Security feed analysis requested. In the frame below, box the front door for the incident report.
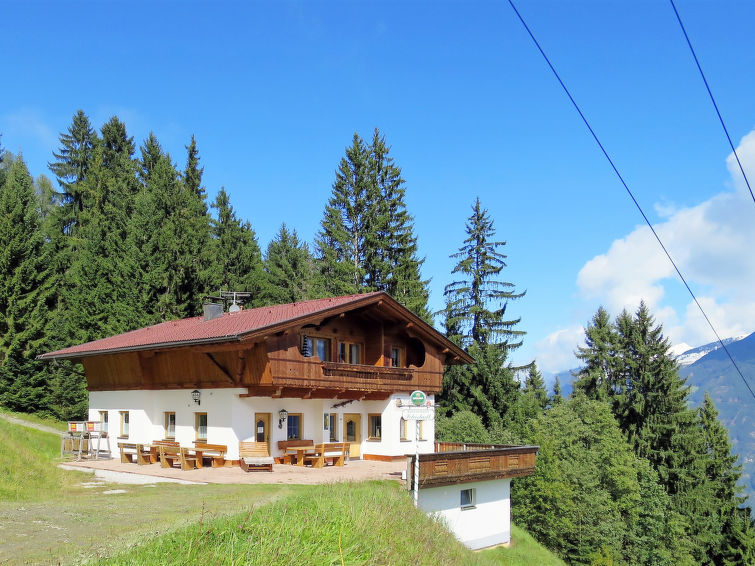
[343,413,361,459]
[254,412,271,453]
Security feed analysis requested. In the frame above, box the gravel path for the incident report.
[0,412,63,435]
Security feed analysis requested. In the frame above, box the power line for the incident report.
[669,0,755,207]
[506,0,755,401]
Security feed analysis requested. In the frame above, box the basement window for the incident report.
[460,488,476,510]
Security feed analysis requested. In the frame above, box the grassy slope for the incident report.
[2,415,563,566]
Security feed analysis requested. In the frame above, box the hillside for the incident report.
[679,332,755,501]
[1,414,563,566]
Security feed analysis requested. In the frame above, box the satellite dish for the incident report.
[229,301,241,313]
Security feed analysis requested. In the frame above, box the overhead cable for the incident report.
[506,0,755,401]
[669,0,755,207]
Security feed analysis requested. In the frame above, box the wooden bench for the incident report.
[277,439,314,465]
[118,442,151,464]
[194,443,228,468]
[239,442,274,472]
[149,440,180,464]
[303,442,349,468]
[159,445,198,471]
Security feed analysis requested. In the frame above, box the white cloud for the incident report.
[574,128,755,351]
[534,325,585,373]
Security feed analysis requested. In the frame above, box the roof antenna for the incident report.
[219,290,251,314]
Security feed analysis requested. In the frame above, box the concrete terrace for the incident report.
[61,457,407,485]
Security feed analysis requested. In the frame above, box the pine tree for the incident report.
[129,148,213,320]
[550,377,563,406]
[208,187,265,301]
[315,130,430,318]
[442,197,525,349]
[0,157,53,412]
[698,393,755,564]
[262,223,317,304]
[439,198,526,427]
[48,110,98,236]
[183,135,205,202]
[574,306,617,401]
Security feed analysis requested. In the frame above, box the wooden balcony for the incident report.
[321,362,413,382]
[408,445,538,488]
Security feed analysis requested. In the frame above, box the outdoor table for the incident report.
[284,446,314,466]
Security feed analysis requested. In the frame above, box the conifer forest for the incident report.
[1,111,754,564]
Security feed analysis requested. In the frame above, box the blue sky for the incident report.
[3,1,755,379]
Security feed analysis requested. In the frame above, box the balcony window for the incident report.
[339,341,362,364]
[390,346,404,368]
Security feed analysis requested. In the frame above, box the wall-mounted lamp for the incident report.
[278,409,288,429]
[191,389,201,405]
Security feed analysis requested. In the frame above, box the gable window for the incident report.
[99,411,108,433]
[287,413,302,440]
[368,414,381,440]
[119,411,129,438]
[460,488,476,510]
[195,413,207,441]
[164,412,176,439]
[339,341,362,364]
[390,346,404,368]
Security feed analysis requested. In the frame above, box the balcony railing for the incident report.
[321,362,414,381]
[408,445,538,488]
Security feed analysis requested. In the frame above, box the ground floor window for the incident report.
[165,412,176,439]
[400,417,408,441]
[195,412,207,441]
[460,488,476,510]
[99,411,108,433]
[287,413,302,440]
[119,411,129,438]
[368,414,381,440]
[329,413,337,442]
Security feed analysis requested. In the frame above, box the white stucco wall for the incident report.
[418,478,511,550]
[89,390,436,460]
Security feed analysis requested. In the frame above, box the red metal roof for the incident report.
[40,292,384,360]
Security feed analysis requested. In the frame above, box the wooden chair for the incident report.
[239,441,274,472]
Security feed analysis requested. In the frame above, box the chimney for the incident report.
[203,302,224,321]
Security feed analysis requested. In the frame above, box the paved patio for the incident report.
[61,457,407,485]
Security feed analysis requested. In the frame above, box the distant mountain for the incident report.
[672,335,748,368]
[678,332,755,505]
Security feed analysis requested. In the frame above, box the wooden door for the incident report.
[343,413,361,459]
[254,413,271,453]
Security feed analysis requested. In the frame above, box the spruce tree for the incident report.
[262,223,317,304]
[315,130,430,318]
[439,198,526,428]
[48,109,98,236]
[208,187,265,302]
[574,306,617,401]
[0,157,53,412]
